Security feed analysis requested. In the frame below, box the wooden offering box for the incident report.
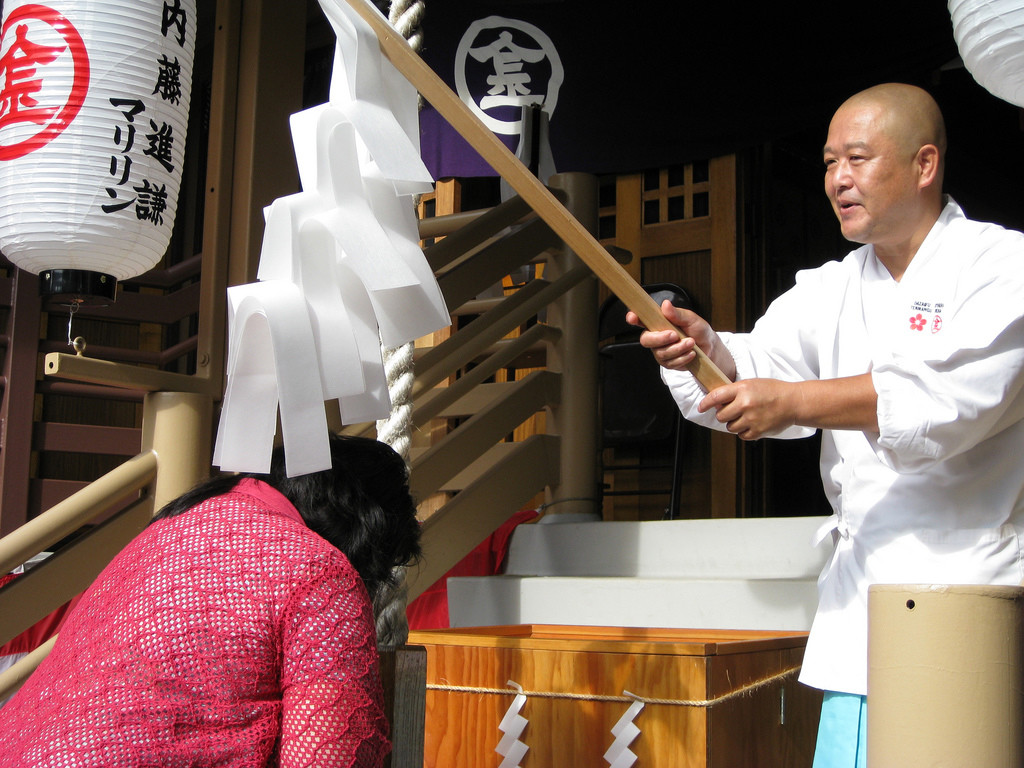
[407,624,821,768]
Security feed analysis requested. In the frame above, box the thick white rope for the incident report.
[376,343,415,462]
[374,0,425,649]
[386,0,424,53]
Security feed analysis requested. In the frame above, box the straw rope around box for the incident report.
[433,665,804,768]
[429,663,802,708]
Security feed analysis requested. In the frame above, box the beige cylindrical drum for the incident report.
[867,584,1024,767]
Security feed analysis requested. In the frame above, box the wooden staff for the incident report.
[337,0,730,392]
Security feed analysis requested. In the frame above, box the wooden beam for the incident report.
[44,352,211,395]
[332,0,730,393]
[408,434,560,601]
[410,371,561,500]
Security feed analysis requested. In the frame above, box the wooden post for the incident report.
[0,266,41,536]
[545,173,600,518]
[141,392,212,513]
[379,645,427,768]
[868,584,1024,767]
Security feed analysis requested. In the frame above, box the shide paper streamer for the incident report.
[495,681,529,768]
[603,693,645,768]
[213,0,449,477]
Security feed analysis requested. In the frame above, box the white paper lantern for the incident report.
[949,0,1024,108]
[0,0,197,302]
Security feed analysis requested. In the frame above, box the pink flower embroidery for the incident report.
[909,313,926,331]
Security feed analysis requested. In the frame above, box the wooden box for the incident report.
[407,624,821,768]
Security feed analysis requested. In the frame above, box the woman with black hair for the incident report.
[0,434,421,768]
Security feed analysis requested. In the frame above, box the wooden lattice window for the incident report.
[642,160,710,225]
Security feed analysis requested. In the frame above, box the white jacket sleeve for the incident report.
[661,263,845,440]
[873,276,1024,473]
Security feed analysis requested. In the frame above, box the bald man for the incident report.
[631,83,1024,766]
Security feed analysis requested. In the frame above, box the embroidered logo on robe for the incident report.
[909,300,944,334]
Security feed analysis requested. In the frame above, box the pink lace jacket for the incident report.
[0,478,389,767]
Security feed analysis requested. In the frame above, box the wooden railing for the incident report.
[0,390,212,701]
[345,173,602,602]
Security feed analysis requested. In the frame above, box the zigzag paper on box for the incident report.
[495,681,529,768]
[603,694,645,768]
[214,0,449,476]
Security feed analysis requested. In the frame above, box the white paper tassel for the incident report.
[214,0,450,475]
[603,693,645,768]
[495,681,529,768]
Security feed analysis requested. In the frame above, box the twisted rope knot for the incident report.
[376,343,415,460]
[388,0,424,51]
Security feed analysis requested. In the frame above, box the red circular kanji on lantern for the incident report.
[0,4,89,160]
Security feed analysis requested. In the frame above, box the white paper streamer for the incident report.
[294,219,370,401]
[213,282,332,476]
[495,680,529,768]
[362,168,450,345]
[213,0,450,476]
[302,106,420,291]
[318,0,434,196]
[327,250,393,425]
[603,692,645,768]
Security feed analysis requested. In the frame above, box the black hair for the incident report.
[153,435,421,604]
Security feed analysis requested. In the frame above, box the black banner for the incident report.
[417,2,959,178]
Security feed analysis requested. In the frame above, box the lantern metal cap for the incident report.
[39,269,117,305]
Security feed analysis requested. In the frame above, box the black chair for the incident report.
[597,284,695,519]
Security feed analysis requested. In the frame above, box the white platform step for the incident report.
[446,516,832,632]
[448,576,819,631]
[504,515,831,579]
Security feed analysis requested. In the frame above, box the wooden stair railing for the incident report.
[0,390,212,702]
[410,370,561,502]
[410,435,561,600]
[345,174,601,602]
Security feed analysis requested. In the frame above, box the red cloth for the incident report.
[407,508,538,630]
[0,479,388,768]
[0,574,75,658]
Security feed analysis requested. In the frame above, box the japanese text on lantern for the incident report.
[102,99,172,225]
[102,0,190,224]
